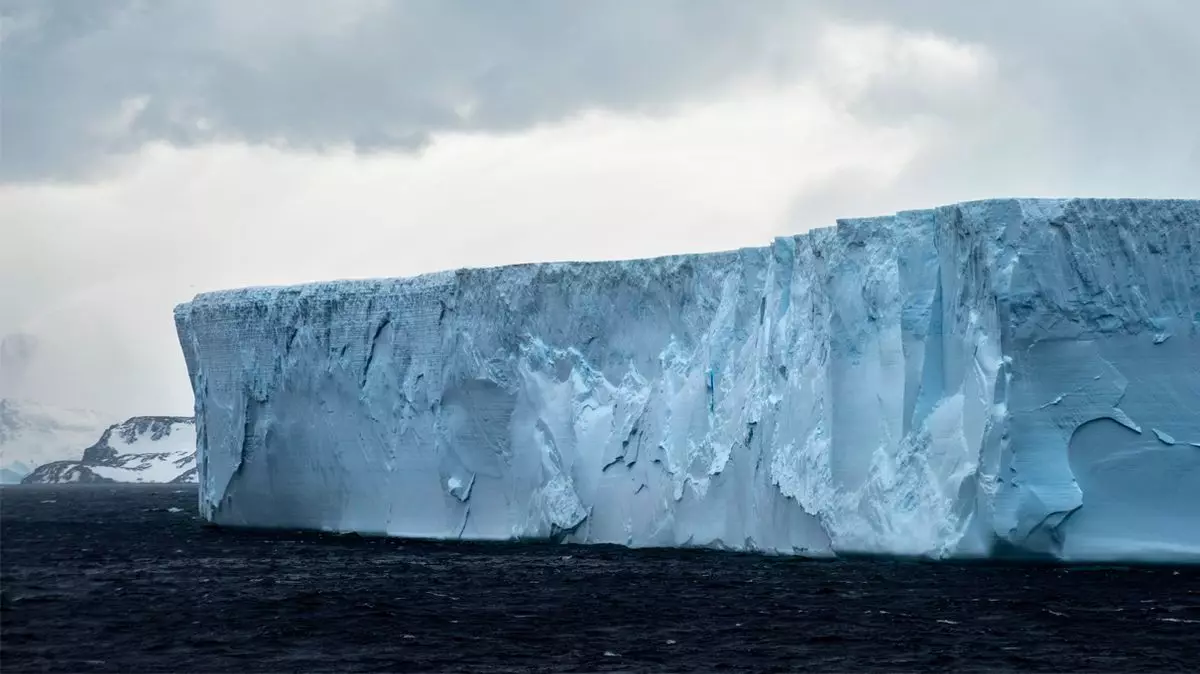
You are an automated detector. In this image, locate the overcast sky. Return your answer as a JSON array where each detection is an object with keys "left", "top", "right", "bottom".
[{"left": 2, "top": 0, "right": 1198, "bottom": 418}]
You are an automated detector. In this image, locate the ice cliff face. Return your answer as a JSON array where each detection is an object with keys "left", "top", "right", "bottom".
[
  {"left": 22, "top": 416, "right": 197, "bottom": 484},
  {"left": 174, "top": 199, "right": 1200, "bottom": 562}
]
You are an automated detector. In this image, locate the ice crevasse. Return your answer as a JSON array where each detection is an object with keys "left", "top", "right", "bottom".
[{"left": 174, "top": 199, "right": 1200, "bottom": 562}]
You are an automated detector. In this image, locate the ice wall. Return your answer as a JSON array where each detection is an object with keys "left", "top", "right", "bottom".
[{"left": 174, "top": 199, "right": 1200, "bottom": 562}]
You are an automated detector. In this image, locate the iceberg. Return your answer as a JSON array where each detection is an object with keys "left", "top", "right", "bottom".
[{"left": 174, "top": 199, "right": 1200, "bottom": 562}]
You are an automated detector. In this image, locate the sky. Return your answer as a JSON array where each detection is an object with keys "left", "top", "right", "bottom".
[{"left": 2, "top": 0, "right": 1198, "bottom": 419}]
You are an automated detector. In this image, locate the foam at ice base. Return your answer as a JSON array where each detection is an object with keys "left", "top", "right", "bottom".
[{"left": 174, "top": 198, "right": 1200, "bottom": 562}]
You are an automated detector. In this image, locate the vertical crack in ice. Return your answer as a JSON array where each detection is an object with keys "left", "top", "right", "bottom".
[
  {"left": 362, "top": 316, "right": 391, "bottom": 388},
  {"left": 456, "top": 505, "right": 470, "bottom": 539}
]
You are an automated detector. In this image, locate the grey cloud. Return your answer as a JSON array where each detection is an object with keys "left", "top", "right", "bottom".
[
  {"left": 779, "top": 0, "right": 1200, "bottom": 224},
  {"left": 3, "top": 0, "right": 1198, "bottom": 193},
  {"left": 834, "top": 0, "right": 1200, "bottom": 192},
  {"left": 1, "top": 0, "right": 815, "bottom": 181}
]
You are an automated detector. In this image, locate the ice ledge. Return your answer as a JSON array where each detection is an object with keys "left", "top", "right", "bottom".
[{"left": 175, "top": 198, "right": 1200, "bottom": 563}]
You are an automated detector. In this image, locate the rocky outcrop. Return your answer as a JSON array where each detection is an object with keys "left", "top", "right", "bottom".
[{"left": 21, "top": 416, "right": 197, "bottom": 484}]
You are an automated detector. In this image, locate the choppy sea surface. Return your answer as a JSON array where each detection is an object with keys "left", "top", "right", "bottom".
[{"left": 2, "top": 484, "right": 1198, "bottom": 673}]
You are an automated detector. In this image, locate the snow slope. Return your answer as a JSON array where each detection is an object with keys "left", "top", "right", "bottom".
[
  {"left": 0, "top": 399, "right": 110, "bottom": 483},
  {"left": 174, "top": 198, "right": 1200, "bottom": 562},
  {"left": 21, "top": 416, "right": 197, "bottom": 484}
]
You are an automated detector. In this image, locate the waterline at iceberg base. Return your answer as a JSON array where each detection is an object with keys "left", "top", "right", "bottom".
[{"left": 174, "top": 199, "right": 1200, "bottom": 563}]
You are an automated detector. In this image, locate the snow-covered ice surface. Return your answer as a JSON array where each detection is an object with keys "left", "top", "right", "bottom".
[
  {"left": 22, "top": 416, "right": 197, "bottom": 484},
  {"left": 0, "top": 399, "right": 110, "bottom": 483},
  {"left": 174, "top": 199, "right": 1200, "bottom": 562}
]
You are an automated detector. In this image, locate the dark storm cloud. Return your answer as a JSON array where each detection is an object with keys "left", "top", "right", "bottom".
[
  {"left": 2, "top": 0, "right": 1198, "bottom": 188},
  {"left": 0, "top": 0, "right": 815, "bottom": 182}
]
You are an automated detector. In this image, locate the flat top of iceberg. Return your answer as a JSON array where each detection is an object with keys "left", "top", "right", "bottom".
[{"left": 179, "top": 197, "right": 1198, "bottom": 310}]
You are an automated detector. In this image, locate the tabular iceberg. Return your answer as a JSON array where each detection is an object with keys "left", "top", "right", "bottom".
[{"left": 174, "top": 199, "right": 1200, "bottom": 562}]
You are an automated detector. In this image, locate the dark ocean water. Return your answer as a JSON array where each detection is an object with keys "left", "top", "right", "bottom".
[{"left": 2, "top": 485, "right": 1198, "bottom": 673}]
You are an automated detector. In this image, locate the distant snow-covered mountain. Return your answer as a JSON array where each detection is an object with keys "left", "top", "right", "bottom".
[
  {"left": 21, "top": 415, "right": 197, "bottom": 484},
  {"left": 0, "top": 398, "right": 112, "bottom": 483}
]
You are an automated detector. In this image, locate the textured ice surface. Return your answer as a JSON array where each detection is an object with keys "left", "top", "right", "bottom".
[{"left": 175, "top": 199, "right": 1200, "bottom": 562}]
